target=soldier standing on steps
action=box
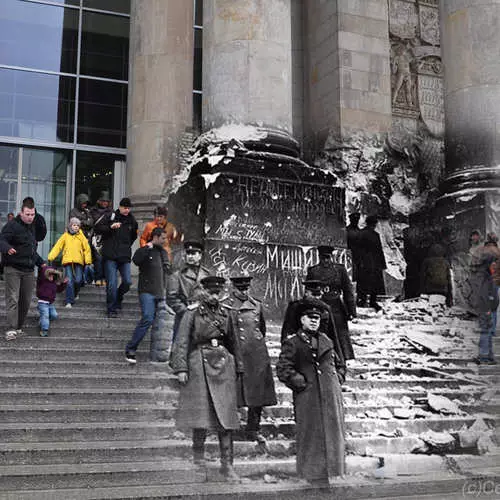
[306,246,356,361]
[170,276,243,482]
[277,298,346,485]
[281,280,347,383]
[223,276,277,443]
[166,241,211,345]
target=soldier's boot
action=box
[218,431,240,482]
[246,407,266,445]
[192,428,207,467]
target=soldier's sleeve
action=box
[169,309,195,373]
[341,266,356,316]
[276,337,306,392]
[280,302,297,343]
[259,304,266,337]
[166,273,186,314]
[325,304,346,372]
[225,313,244,374]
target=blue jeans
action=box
[64,264,83,305]
[38,301,58,331]
[104,260,131,313]
[478,312,496,359]
[126,293,162,354]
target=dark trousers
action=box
[4,266,34,330]
[246,407,263,431]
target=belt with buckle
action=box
[197,338,222,348]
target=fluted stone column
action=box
[202,0,293,134]
[439,0,500,198]
[127,0,194,218]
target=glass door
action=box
[20,147,71,259]
[0,144,20,229]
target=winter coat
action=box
[133,244,170,298]
[33,212,47,242]
[170,300,243,431]
[69,194,94,236]
[420,243,451,297]
[94,210,138,263]
[281,297,348,370]
[473,254,499,314]
[276,329,345,481]
[357,227,387,295]
[346,223,362,282]
[223,292,277,407]
[306,262,355,360]
[0,216,43,271]
[36,266,66,303]
[48,230,92,266]
[140,220,180,262]
[166,264,212,315]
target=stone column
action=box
[439,0,500,233]
[126,0,194,220]
[202,0,293,134]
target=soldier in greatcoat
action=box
[223,276,277,442]
[277,298,345,485]
[170,276,243,482]
[306,246,356,361]
[281,280,347,381]
[167,241,211,344]
[356,215,387,311]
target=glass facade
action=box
[0,0,129,253]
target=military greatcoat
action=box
[306,262,355,360]
[170,300,243,431]
[223,292,277,408]
[276,329,345,481]
[166,264,211,339]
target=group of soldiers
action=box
[162,240,357,484]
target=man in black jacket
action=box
[94,197,138,317]
[125,227,170,364]
[0,198,44,340]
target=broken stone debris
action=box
[427,392,462,415]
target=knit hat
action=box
[69,217,81,227]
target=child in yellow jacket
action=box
[48,218,92,308]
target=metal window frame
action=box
[21,0,131,18]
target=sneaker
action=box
[16,328,24,336]
[5,330,17,341]
[64,303,72,309]
[125,352,136,364]
[94,280,102,286]
[40,330,49,337]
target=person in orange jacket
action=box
[140,206,181,262]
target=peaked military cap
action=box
[317,245,335,256]
[184,240,204,252]
[296,297,327,318]
[302,279,324,292]
[230,276,253,285]
[201,275,226,292]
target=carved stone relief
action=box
[419,5,440,46]
[389,0,418,40]
[391,40,419,116]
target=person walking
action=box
[167,241,211,343]
[125,227,170,364]
[47,218,93,308]
[139,206,181,263]
[356,215,387,311]
[170,276,243,482]
[36,264,67,337]
[0,198,44,341]
[277,298,345,485]
[473,254,499,365]
[306,246,356,361]
[94,197,138,317]
[223,276,277,443]
[281,279,347,380]
[89,191,113,286]
[70,194,94,284]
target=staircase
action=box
[0,282,499,499]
